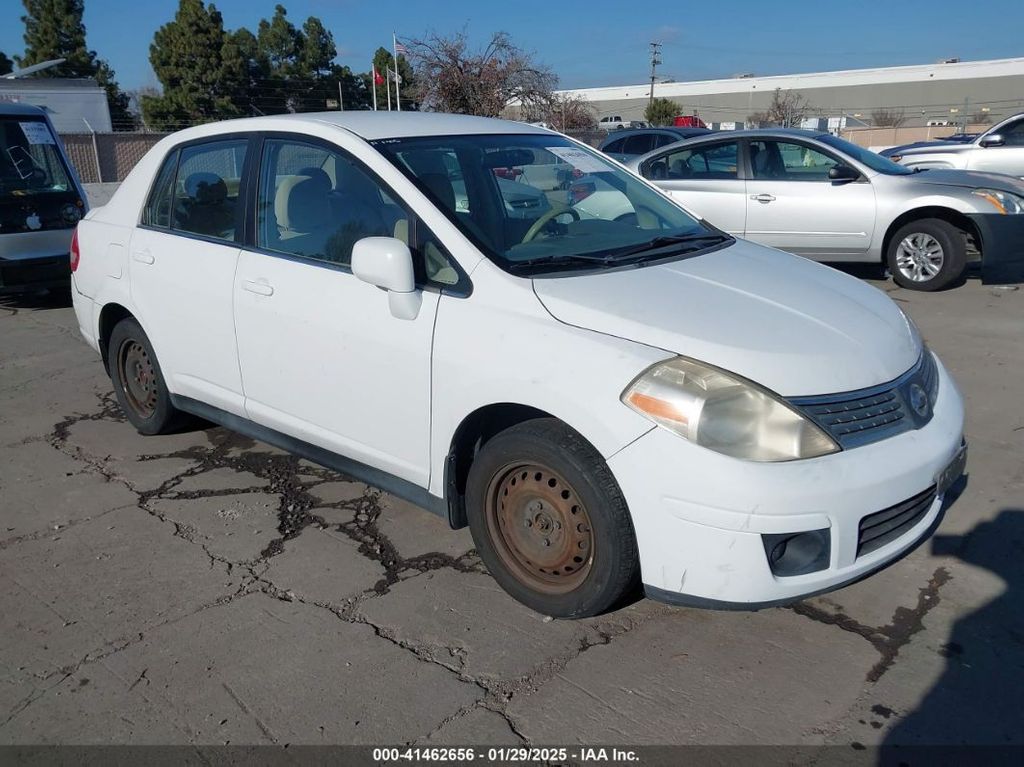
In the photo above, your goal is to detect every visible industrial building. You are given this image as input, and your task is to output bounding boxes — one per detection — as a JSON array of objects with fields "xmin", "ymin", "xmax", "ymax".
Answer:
[
  {"xmin": 0, "ymin": 77, "xmax": 112, "ymax": 133},
  {"xmin": 558, "ymin": 57, "xmax": 1024, "ymax": 130}
]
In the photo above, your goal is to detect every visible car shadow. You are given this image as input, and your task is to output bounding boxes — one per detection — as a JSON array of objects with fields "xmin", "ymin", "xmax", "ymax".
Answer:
[
  {"xmin": 880, "ymin": 507, "xmax": 1024, "ymax": 758},
  {"xmin": 0, "ymin": 287, "xmax": 73, "ymax": 312}
]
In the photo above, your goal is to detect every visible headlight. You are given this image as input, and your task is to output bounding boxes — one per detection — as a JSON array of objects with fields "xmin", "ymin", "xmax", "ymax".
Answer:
[
  {"xmin": 972, "ymin": 188, "xmax": 1024, "ymax": 215},
  {"xmin": 622, "ymin": 357, "xmax": 839, "ymax": 462}
]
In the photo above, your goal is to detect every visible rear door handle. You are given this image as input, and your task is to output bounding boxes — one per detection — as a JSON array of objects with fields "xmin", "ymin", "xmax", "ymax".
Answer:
[
  {"xmin": 132, "ymin": 249, "xmax": 154, "ymax": 265},
  {"xmin": 241, "ymin": 279, "xmax": 274, "ymax": 296},
  {"xmin": 750, "ymin": 194, "xmax": 776, "ymax": 203}
]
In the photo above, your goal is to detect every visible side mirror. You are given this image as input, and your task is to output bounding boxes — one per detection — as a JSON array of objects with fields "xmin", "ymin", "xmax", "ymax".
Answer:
[
  {"xmin": 351, "ymin": 236, "xmax": 421, "ymax": 320},
  {"xmin": 828, "ymin": 164, "xmax": 859, "ymax": 182},
  {"xmin": 979, "ymin": 134, "xmax": 1005, "ymax": 148}
]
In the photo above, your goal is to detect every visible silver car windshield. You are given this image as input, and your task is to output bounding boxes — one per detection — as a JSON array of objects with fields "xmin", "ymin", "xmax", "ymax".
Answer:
[
  {"xmin": 373, "ymin": 134, "xmax": 729, "ymax": 275},
  {"xmin": 817, "ymin": 134, "xmax": 915, "ymax": 176}
]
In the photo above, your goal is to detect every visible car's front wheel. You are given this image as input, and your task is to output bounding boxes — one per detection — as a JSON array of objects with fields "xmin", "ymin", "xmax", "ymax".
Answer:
[
  {"xmin": 887, "ymin": 218, "xmax": 967, "ymax": 291},
  {"xmin": 108, "ymin": 317, "xmax": 184, "ymax": 435},
  {"xmin": 465, "ymin": 418, "xmax": 640, "ymax": 618}
]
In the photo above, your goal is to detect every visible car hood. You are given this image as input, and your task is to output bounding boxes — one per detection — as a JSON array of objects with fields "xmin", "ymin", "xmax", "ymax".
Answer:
[
  {"xmin": 901, "ymin": 168, "xmax": 1024, "ymax": 194},
  {"xmin": 532, "ymin": 240, "xmax": 921, "ymax": 397},
  {"xmin": 895, "ymin": 141, "xmax": 973, "ymax": 156}
]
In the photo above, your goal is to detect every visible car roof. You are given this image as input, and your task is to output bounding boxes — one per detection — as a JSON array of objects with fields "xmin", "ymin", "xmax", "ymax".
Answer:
[
  {"xmin": 0, "ymin": 103, "xmax": 48, "ymax": 118},
  {"xmin": 163, "ymin": 111, "xmax": 554, "ymax": 142}
]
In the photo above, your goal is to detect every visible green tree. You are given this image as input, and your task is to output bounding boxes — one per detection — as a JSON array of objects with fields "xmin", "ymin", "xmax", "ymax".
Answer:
[
  {"xmin": 17, "ymin": 0, "xmax": 134, "ymax": 129},
  {"xmin": 0, "ymin": 52, "xmax": 13, "ymax": 76},
  {"xmin": 143, "ymin": 0, "xmax": 246, "ymax": 130},
  {"xmin": 645, "ymin": 97, "xmax": 681, "ymax": 126}
]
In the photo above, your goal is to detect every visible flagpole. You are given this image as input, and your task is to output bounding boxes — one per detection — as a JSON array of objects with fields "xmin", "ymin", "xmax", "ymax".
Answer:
[
  {"xmin": 372, "ymin": 65, "xmax": 378, "ymax": 111},
  {"xmin": 386, "ymin": 66, "xmax": 392, "ymax": 111},
  {"xmin": 393, "ymin": 33, "xmax": 402, "ymax": 112}
]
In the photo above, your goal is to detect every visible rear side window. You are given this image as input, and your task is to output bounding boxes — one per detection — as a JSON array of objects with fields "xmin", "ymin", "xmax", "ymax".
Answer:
[
  {"xmin": 622, "ymin": 134, "xmax": 654, "ymax": 156},
  {"xmin": 646, "ymin": 142, "xmax": 739, "ymax": 180},
  {"xmin": 170, "ymin": 140, "xmax": 248, "ymax": 242},
  {"xmin": 142, "ymin": 151, "xmax": 178, "ymax": 227},
  {"xmin": 602, "ymin": 137, "xmax": 625, "ymax": 154}
]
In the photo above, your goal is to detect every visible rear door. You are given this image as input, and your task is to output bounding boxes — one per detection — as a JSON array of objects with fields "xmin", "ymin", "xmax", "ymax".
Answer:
[
  {"xmin": 639, "ymin": 139, "xmax": 746, "ymax": 235},
  {"xmin": 128, "ymin": 137, "xmax": 251, "ymax": 415},
  {"xmin": 744, "ymin": 138, "xmax": 876, "ymax": 259}
]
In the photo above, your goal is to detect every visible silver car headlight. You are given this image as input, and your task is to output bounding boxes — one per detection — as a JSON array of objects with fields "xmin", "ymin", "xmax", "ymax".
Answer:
[
  {"xmin": 972, "ymin": 188, "xmax": 1024, "ymax": 215},
  {"xmin": 622, "ymin": 357, "xmax": 839, "ymax": 462}
]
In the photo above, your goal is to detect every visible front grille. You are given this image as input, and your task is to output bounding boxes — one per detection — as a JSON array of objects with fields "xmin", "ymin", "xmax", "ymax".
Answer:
[
  {"xmin": 857, "ymin": 486, "xmax": 937, "ymax": 557},
  {"xmin": 790, "ymin": 351, "xmax": 938, "ymax": 450}
]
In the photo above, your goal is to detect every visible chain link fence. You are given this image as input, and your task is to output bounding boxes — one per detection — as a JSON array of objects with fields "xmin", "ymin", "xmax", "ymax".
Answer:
[{"xmin": 59, "ymin": 132, "xmax": 168, "ymax": 184}]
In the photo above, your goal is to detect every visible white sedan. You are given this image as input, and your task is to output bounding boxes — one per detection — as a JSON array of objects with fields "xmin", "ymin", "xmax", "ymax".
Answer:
[{"xmin": 70, "ymin": 112, "xmax": 965, "ymax": 617}]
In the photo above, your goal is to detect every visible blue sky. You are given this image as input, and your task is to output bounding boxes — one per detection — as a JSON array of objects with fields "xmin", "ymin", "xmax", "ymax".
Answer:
[{"xmin": 2, "ymin": 0, "xmax": 1023, "ymax": 91}]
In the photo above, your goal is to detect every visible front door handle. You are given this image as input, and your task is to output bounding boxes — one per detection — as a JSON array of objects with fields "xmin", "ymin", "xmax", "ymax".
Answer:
[
  {"xmin": 241, "ymin": 279, "xmax": 274, "ymax": 296},
  {"xmin": 750, "ymin": 194, "xmax": 776, "ymax": 203},
  {"xmin": 132, "ymin": 249, "xmax": 154, "ymax": 265}
]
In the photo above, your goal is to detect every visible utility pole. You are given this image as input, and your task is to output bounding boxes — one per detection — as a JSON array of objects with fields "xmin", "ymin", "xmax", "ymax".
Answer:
[{"xmin": 648, "ymin": 42, "xmax": 662, "ymax": 109}]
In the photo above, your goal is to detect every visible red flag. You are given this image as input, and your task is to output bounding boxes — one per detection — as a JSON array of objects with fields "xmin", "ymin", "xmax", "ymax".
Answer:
[{"xmin": 373, "ymin": 67, "xmax": 384, "ymax": 86}]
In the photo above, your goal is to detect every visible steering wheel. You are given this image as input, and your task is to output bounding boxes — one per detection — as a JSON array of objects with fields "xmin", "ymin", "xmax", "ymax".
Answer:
[{"xmin": 522, "ymin": 204, "xmax": 581, "ymax": 243}]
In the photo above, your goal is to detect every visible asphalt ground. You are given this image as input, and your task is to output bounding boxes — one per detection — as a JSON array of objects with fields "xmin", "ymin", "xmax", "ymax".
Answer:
[{"xmin": 0, "ymin": 272, "xmax": 1021, "ymax": 749}]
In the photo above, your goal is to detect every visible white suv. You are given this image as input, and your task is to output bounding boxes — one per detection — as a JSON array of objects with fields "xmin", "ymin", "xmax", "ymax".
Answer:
[{"xmin": 70, "ymin": 113, "xmax": 965, "ymax": 617}]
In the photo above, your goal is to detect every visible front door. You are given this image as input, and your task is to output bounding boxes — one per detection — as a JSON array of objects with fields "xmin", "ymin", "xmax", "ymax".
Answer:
[
  {"xmin": 744, "ymin": 139, "xmax": 876, "ymax": 259},
  {"xmin": 232, "ymin": 137, "xmax": 441, "ymax": 487},
  {"xmin": 128, "ymin": 138, "xmax": 250, "ymax": 415},
  {"xmin": 642, "ymin": 139, "xmax": 746, "ymax": 235},
  {"xmin": 969, "ymin": 118, "xmax": 1024, "ymax": 178}
]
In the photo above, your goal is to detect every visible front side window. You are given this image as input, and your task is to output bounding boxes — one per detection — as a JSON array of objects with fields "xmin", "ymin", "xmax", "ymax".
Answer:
[
  {"xmin": 816, "ymin": 134, "xmax": 913, "ymax": 175},
  {"xmin": 0, "ymin": 118, "xmax": 73, "ymax": 197},
  {"xmin": 645, "ymin": 141, "xmax": 739, "ymax": 181},
  {"xmin": 373, "ymin": 133, "xmax": 728, "ymax": 276},
  {"xmin": 171, "ymin": 140, "xmax": 247, "ymax": 241},
  {"xmin": 998, "ymin": 118, "xmax": 1024, "ymax": 146},
  {"xmin": 749, "ymin": 140, "xmax": 837, "ymax": 181},
  {"xmin": 256, "ymin": 139, "xmax": 459, "ymax": 285},
  {"xmin": 601, "ymin": 137, "xmax": 625, "ymax": 154}
]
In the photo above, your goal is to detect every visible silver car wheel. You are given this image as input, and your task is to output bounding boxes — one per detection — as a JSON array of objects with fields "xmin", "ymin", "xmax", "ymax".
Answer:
[{"xmin": 895, "ymin": 233, "xmax": 944, "ymax": 282}]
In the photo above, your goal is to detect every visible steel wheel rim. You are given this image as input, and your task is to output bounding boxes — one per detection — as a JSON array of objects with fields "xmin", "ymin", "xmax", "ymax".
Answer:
[
  {"xmin": 117, "ymin": 339, "xmax": 158, "ymax": 418},
  {"xmin": 895, "ymin": 233, "xmax": 944, "ymax": 282},
  {"xmin": 485, "ymin": 463, "xmax": 594, "ymax": 594}
]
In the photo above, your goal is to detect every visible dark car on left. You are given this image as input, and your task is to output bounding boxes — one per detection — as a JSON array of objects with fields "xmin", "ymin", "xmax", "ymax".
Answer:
[
  {"xmin": 0, "ymin": 103, "xmax": 88, "ymax": 295},
  {"xmin": 598, "ymin": 127, "xmax": 713, "ymax": 163}
]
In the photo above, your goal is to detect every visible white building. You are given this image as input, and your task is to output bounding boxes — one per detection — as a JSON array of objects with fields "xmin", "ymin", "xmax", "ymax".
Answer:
[
  {"xmin": 0, "ymin": 78, "xmax": 112, "ymax": 133},
  {"xmin": 558, "ymin": 57, "xmax": 1024, "ymax": 129}
]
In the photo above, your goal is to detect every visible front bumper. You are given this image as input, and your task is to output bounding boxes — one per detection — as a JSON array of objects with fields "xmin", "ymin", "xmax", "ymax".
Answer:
[
  {"xmin": 968, "ymin": 213, "xmax": 1024, "ymax": 285},
  {"xmin": 0, "ymin": 254, "xmax": 71, "ymax": 294},
  {"xmin": 608, "ymin": 353, "xmax": 965, "ymax": 609}
]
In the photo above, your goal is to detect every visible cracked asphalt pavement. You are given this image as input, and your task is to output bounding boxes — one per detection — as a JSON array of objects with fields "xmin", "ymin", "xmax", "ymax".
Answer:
[{"xmin": 0, "ymin": 276, "xmax": 1021, "ymax": 747}]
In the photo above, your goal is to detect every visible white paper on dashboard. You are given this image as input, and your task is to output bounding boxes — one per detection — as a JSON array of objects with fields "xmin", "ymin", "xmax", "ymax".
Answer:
[
  {"xmin": 19, "ymin": 122, "xmax": 56, "ymax": 145},
  {"xmin": 545, "ymin": 146, "xmax": 608, "ymax": 174}
]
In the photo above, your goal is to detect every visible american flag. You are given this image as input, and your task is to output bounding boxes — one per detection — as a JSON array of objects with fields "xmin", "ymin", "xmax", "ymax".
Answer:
[{"xmin": 394, "ymin": 38, "xmax": 409, "ymax": 56}]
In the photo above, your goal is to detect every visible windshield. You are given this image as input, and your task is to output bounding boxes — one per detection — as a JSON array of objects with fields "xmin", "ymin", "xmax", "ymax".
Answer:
[
  {"xmin": 816, "ymin": 134, "xmax": 914, "ymax": 176},
  {"xmin": 0, "ymin": 117, "xmax": 74, "ymax": 198},
  {"xmin": 372, "ymin": 133, "xmax": 727, "ymax": 275}
]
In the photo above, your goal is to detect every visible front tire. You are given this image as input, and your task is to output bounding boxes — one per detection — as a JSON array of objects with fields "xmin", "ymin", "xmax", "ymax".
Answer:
[
  {"xmin": 465, "ymin": 418, "xmax": 640, "ymax": 618},
  {"xmin": 108, "ymin": 317, "xmax": 184, "ymax": 435},
  {"xmin": 887, "ymin": 218, "xmax": 967, "ymax": 291}
]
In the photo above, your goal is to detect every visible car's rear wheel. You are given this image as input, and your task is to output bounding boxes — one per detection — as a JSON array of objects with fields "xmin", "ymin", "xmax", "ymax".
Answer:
[
  {"xmin": 887, "ymin": 218, "xmax": 967, "ymax": 291},
  {"xmin": 465, "ymin": 418, "xmax": 640, "ymax": 618},
  {"xmin": 108, "ymin": 317, "xmax": 183, "ymax": 435}
]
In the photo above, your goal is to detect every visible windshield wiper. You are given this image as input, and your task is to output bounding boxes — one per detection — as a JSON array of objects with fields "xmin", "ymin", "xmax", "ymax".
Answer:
[
  {"xmin": 603, "ymin": 232, "xmax": 731, "ymax": 260},
  {"xmin": 506, "ymin": 252, "xmax": 620, "ymax": 271}
]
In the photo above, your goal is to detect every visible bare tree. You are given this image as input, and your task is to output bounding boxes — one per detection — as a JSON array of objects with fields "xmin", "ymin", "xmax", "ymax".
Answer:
[
  {"xmin": 750, "ymin": 88, "xmax": 812, "ymax": 128},
  {"xmin": 969, "ymin": 110, "xmax": 993, "ymax": 125},
  {"xmin": 404, "ymin": 29, "xmax": 556, "ymax": 116},
  {"xmin": 871, "ymin": 108, "xmax": 907, "ymax": 128},
  {"xmin": 524, "ymin": 93, "xmax": 597, "ymax": 132}
]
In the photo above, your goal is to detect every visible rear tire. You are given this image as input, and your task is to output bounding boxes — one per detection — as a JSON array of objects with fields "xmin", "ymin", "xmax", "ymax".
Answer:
[
  {"xmin": 108, "ymin": 317, "xmax": 184, "ymax": 435},
  {"xmin": 465, "ymin": 418, "xmax": 640, "ymax": 618},
  {"xmin": 887, "ymin": 218, "xmax": 966, "ymax": 291}
]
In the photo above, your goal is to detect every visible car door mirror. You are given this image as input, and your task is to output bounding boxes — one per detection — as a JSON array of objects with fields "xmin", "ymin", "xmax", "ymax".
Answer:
[
  {"xmin": 351, "ymin": 236, "xmax": 421, "ymax": 320},
  {"xmin": 979, "ymin": 134, "xmax": 1005, "ymax": 148},
  {"xmin": 828, "ymin": 164, "xmax": 859, "ymax": 182}
]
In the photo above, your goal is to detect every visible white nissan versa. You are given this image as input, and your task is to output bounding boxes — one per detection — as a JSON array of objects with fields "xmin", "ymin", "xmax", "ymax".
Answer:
[{"xmin": 70, "ymin": 113, "xmax": 966, "ymax": 618}]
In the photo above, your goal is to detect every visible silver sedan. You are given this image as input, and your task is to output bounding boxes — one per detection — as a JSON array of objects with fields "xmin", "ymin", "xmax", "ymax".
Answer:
[{"xmin": 627, "ymin": 128, "xmax": 1024, "ymax": 290}]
